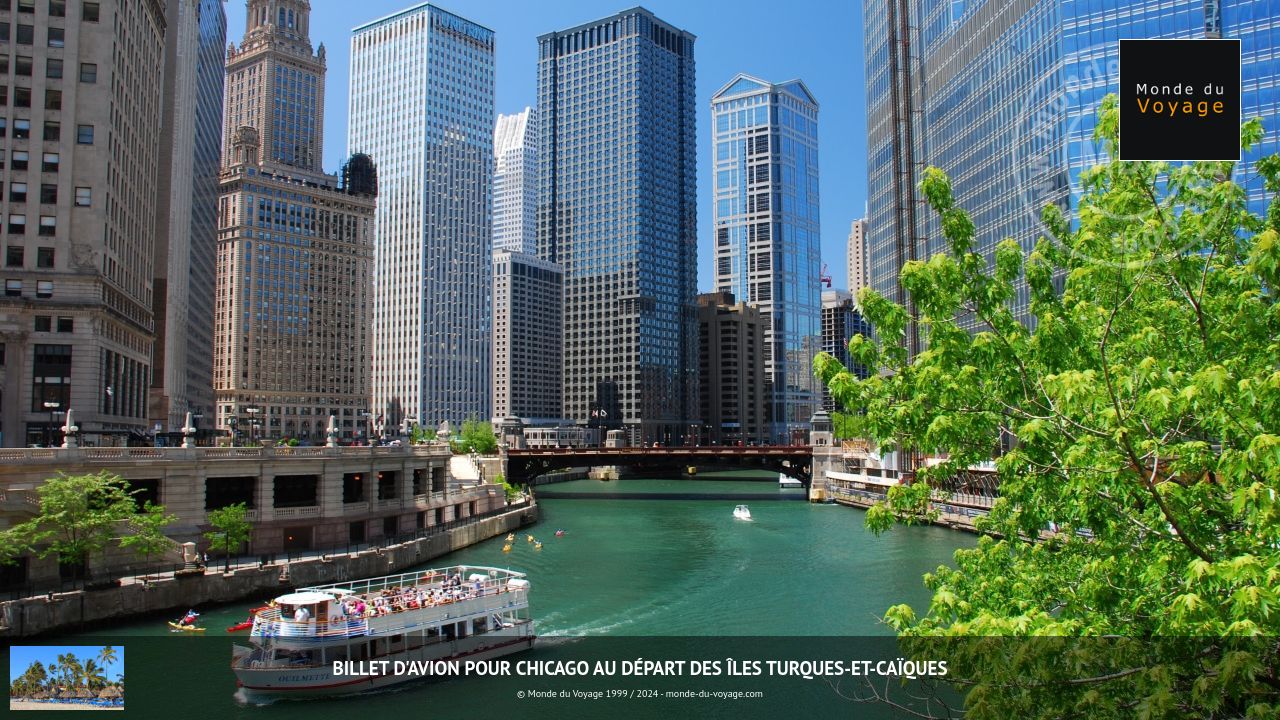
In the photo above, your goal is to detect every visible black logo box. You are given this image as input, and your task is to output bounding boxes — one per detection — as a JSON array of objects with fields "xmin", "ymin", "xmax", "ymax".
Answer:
[{"xmin": 1119, "ymin": 38, "xmax": 1241, "ymax": 161}]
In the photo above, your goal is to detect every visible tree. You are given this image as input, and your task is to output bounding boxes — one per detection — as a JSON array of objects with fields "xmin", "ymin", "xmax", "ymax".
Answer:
[
  {"xmin": 815, "ymin": 97, "xmax": 1279, "ymax": 717},
  {"xmin": 204, "ymin": 503, "xmax": 253, "ymax": 573},
  {"xmin": 409, "ymin": 425, "xmax": 437, "ymax": 445},
  {"xmin": 97, "ymin": 646, "xmax": 116, "ymax": 672},
  {"xmin": 118, "ymin": 502, "xmax": 177, "ymax": 579},
  {"xmin": 450, "ymin": 417, "xmax": 497, "ymax": 455},
  {"xmin": 0, "ymin": 472, "xmax": 136, "ymax": 581}
]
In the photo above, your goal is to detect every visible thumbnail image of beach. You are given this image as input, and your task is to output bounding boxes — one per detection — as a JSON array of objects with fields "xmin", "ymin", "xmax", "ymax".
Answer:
[{"xmin": 8, "ymin": 645, "xmax": 123, "ymax": 711}]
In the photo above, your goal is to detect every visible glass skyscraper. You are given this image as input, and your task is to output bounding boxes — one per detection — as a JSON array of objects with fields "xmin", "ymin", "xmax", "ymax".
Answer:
[
  {"xmin": 711, "ymin": 74, "xmax": 822, "ymax": 443},
  {"xmin": 493, "ymin": 108, "xmax": 538, "ymax": 256},
  {"xmin": 866, "ymin": 0, "xmax": 1278, "ymax": 342},
  {"xmin": 537, "ymin": 8, "xmax": 699, "ymax": 447},
  {"xmin": 350, "ymin": 4, "xmax": 495, "ymax": 432}
]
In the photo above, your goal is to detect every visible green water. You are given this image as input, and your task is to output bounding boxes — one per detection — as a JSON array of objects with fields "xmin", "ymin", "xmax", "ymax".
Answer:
[{"xmin": 50, "ymin": 476, "xmax": 974, "ymax": 718}]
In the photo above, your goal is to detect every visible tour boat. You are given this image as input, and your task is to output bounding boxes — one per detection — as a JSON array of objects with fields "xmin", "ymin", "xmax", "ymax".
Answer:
[
  {"xmin": 733, "ymin": 505, "xmax": 752, "ymax": 520},
  {"xmin": 778, "ymin": 474, "xmax": 803, "ymax": 489},
  {"xmin": 231, "ymin": 565, "xmax": 534, "ymax": 702}
]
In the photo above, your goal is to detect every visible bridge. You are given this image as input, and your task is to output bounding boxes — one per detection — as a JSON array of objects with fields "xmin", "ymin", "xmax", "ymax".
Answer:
[{"xmin": 504, "ymin": 446, "xmax": 813, "ymax": 487}]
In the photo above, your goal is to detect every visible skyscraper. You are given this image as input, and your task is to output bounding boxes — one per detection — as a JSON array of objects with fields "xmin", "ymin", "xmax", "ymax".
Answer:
[
  {"xmin": 820, "ymin": 289, "xmax": 872, "ymax": 413},
  {"xmin": 350, "ymin": 4, "xmax": 495, "ymax": 433},
  {"xmin": 711, "ymin": 73, "xmax": 821, "ymax": 443},
  {"xmin": 0, "ymin": 0, "xmax": 167, "ymax": 447},
  {"xmin": 847, "ymin": 218, "xmax": 868, "ymax": 304},
  {"xmin": 697, "ymin": 292, "xmax": 767, "ymax": 446},
  {"xmin": 151, "ymin": 0, "xmax": 227, "ymax": 434},
  {"xmin": 537, "ymin": 8, "xmax": 698, "ymax": 447},
  {"xmin": 865, "ymin": 0, "xmax": 1277, "ymax": 346},
  {"xmin": 214, "ymin": 1, "xmax": 376, "ymax": 443},
  {"xmin": 493, "ymin": 108, "xmax": 537, "ymax": 256},
  {"xmin": 492, "ymin": 251, "xmax": 563, "ymax": 425}
]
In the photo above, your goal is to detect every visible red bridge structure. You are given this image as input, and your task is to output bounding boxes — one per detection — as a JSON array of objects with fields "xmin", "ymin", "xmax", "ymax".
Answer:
[{"xmin": 504, "ymin": 446, "xmax": 813, "ymax": 488}]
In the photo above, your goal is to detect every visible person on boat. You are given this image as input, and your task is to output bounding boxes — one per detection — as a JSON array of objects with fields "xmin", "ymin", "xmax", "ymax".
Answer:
[
  {"xmin": 180, "ymin": 609, "xmax": 199, "ymax": 626},
  {"xmin": 293, "ymin": 605, "xmax": 310, "ymax": 623}
]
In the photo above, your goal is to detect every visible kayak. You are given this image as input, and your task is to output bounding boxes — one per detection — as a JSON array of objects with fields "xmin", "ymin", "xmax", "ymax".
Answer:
[
  {"xmin": 226, "ymin": 606, "xmax": 271, "ymax": 632},
  {"xmin": 168, "ymin": 621, "xmax": 206, "ymax": 633}
]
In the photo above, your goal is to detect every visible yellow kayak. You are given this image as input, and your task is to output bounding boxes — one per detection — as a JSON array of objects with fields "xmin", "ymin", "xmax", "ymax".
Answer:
[{"xmin": 168, "ymin": 621, "xmax": 206, "ymax": 633}]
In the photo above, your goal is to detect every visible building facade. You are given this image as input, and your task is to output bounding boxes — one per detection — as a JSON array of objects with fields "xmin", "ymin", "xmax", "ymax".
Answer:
[
  {"xmin": 820, "ymin": 289, "xmax": 872, "ymax": 412},
  {"xmin": 349, "ymin": 4, "xmax": 495, "ymax": 433},
  {"xmin": 0, "ymin": 0, "xmax": 168, "ymax": 447},
  {"xmin": 214, "ymin": 1, "xmax": 376, "ymax": 443},
  {"xmin": 711, "ymin": 73, "xmax": 821, "ymax": 444},
  {"xmin": 491, "ymin": 250, "xmax": 562, "ymax": 425},
  {"xmin": 696, "ymin": 292, "xmax": 767, "ymax": 446},
  {"xmin": 151, "ymin": 0, "xmax": 227, "ymax": 434},
  {"xmin": 865, "ymin": 0, "xmax": 1278, "ymax": 344},
  {"xmin": 493, "ymin": 108, "xmax": 537, "ymax": 256},
  {"xmin": 537, "ymin": 8, "xmax": 699, "ymax": 446},
  {"xmin": 847, "ymin": 218, "xmax": 867, "ymax": 304}
]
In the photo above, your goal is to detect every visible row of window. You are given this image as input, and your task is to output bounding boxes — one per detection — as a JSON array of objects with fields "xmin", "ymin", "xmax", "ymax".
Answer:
[
  {"xmin": 32, "ymin": 314, "xmax": 72, "ymax": 332},
  {"xmin": 0, "ymin": 23, "xmax": 66, "ymax": 48},
  {"xmin": 0, "ymin": 118, "xmax": 77, "ymax": 141},
  {"xmin": 4, "ymin": 183, "xmax": 91, "ymax": 205},
  {"xmin": 1, "ymin": 0, "xmax": 99, "ymax": 19},
  {"xmin": 4, "ymin": 244, "xmax": 52, "ymax": 266},
  {"xmin": 1, "ymin": 149, "xmax": 62, "ymax": 171},
  {"xmin": 0, "ymin": 86, "xmax": 72, "ymax": 110},
  {"xmin": 3, "ymin": 277, "xmax": 52, "ymax": 296}
]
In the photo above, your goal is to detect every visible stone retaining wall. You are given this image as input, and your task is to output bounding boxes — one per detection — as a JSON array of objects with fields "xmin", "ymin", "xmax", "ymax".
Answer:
[{"xmin": 0, "ymin": 504, "xmax": 538, "ymax": 637}]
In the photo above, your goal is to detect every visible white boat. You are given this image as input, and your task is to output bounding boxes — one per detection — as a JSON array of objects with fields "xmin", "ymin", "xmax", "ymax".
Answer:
[
  {"xmin": 778, "ymin": 474, "xmax": 803, "ymax": 489},
  {"xmin": 231, "ymin": 566, "xmax": 534, "ymax": 702},
  {"xmin": 733, "ymin": 504, "xmax": 752, "ymax": 520}
]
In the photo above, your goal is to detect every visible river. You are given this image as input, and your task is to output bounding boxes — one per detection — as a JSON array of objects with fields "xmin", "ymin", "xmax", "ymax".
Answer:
[{"xmin": 52, "ymin": 473, "xmax": 974, "ymax": 719}]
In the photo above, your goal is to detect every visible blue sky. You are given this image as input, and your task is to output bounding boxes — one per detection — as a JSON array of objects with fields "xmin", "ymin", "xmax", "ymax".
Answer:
[
  {"xmin": 8, "ymin": 646, "xmax": 124, "ymax": 683},
  {"xmin": 226, "ymin": 0, "xmax": 866, "ymax": 291}
]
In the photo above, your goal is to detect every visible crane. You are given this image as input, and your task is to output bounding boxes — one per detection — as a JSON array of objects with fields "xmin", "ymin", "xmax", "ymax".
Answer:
[{"xmin": 819, "ymin": 263, "xmax": 832, "ymax": 288}]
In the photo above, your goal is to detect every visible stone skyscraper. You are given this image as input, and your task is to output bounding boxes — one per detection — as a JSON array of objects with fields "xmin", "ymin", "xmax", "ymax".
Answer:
[
  {"xmin": 711, "ymin": 74, "xmax": 821, "ymax": 443},
  {"xmin": 491, "ymin": 250, "xmax": 563, "ymax": 425},
  {"xmin": 537, "ymin": 8, "xmax": 698, "ymax": 446},
  {"xmin": 350, "ymin": 4, "xmax": 495, "ymax": 433},
  {"xmin": 214, "ymin": 0, "xmax": 376, "ymax": 443},
  {"xmin": 151, "ymin": 0, "xmax": 227, "ymax": 434},
  {"xmin": 493, "ymin": 108, "xmax": 537, "ymax": 256},
  {"xmin": 0, "ymin": 0, "xmax": 167, "ymax": 447},
  {"xmin": 847, "ymin": 218, "xmax": 867, "ymax": 303}
]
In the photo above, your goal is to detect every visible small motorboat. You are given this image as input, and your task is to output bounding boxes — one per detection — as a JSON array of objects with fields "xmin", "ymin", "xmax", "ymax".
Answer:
[
  {"xmin": 226, "ymin": 606, "xmax": 271, "ymax": 632},
  {"xmin": 168, "ymin": 621, "xmax": 206, "ymax": 633},
  {"xmin": 733, "ymin": 505, "xmax": 752, "ymax": 521}
]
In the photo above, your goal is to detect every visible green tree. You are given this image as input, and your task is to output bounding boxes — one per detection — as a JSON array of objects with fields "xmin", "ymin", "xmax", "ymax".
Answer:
[
  {"xmin": 204, "ymin": 503, "xmax": 253, "ymax": 572},
  {"xmin": 0, "ymin": 472, "xmax": 136, "ymax": 581},
  {"xmin": 118, "ymin": 503, "xmax": 177, "ymax": 579},
  {"xmin": 97, "ymin": 647, "xmax": 116, "ymax": 672},
  {"xmin": 450, "ymin": 417, "xmax": 497, "ymax": 455},
  {"xmin": 409, "ymin": 425, "xmax": 437, "ymax": 445},
  {"xmin": 816, "ymin": 97, "xmax": 1279, "ymax": 717}
]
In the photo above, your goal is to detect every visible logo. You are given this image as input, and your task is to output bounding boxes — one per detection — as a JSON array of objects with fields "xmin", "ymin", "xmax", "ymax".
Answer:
[{"xmin": 1119, "ymin": 39, "xmax": 1241, "ymax": 161}]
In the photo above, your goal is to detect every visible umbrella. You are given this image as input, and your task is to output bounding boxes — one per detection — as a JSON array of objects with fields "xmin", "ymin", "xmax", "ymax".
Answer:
[
  {"xmin": 59, "ymin": 689, "xmax": 76, "ymax": 699},
  {"xmin": 99, "ymin": 687, "xmax": 122, "ymax": 699},
  {"xmin": 75, "ymin": 688, "xmax": 94, "ymax": 699}
]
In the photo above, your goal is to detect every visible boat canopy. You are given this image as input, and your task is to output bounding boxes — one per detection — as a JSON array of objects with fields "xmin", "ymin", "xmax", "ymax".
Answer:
[{"xmin": 274, "ymin": 591, "xmax": 337, "ymax": 605}]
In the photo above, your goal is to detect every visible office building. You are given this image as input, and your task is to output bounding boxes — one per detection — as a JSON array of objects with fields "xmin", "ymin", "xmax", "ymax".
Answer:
[
  {"xmin": 214, "ymin": 1, "xmax": 376, "ymax": 443},
  {"xmin": 711, "ymin": 73, "xmax": 821, "ymax": 443},
  {"xmin": 491, "ymin": 250, "xmax": 562, "ymax": 425},
  {"xmin": 820, "ymin": 289, "xmax": 872, "ymax": 412},
  {"xmin": 697, "ymin": 292, "xmax": 767, "ymax": 446},
  {"xmin": 493, "ymin": 108, "xmax": 537, "ymax": 255},
  {"xmin": 350, "ymin": 4, "xmax": 495, "ymax": 432},
  {"xmin": 151, "ymin": 0, "xmax": 227, "ymax": 435},
  {"xmin": 865, "ymin": 0, "xmax": 1278, "ymax": 349},
  {"xmin": 847, "ymin": 218, "xmax": 867, "ymax": 303},
  {"xmin": 0, "ymin": 0, "xmax": 167, "ymax": 447},
  {"xmin": 538, "ymin": 8, "xmax": 699, "ymax": 446}
]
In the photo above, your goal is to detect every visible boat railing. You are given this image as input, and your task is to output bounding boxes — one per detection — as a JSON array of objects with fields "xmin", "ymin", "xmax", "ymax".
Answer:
[{"xmin": 300, "ymin": 565, "xmax": 524, "ymax": 599}]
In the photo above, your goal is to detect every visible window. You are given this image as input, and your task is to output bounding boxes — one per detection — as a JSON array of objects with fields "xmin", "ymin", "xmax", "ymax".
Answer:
[
  {"xmin": 0, "ymin": 118, "xmax": 4, "ymax": 137},
  {"xmin": 49, "ymin": 0, "xmax": 66, "ymax": 17},
  {"xmin": 42, "ymin": 121, "xmax": 59, "ymax": 141},
  {"xmin": 0, "ymin": 22, "xmax": 8, "ymax": 45},
  {"xmin": 35, "ymin": 280, "xmax": 52, "ymax": 298},
  {"xmin": 6, "ymin": 214, "xmax": 24, "ymax": 234},
  {"xmin": 15, "ymin": 87, "xmax": 30, "ymax": 107},
  {"xmin": 0, "ymin": 87, "xmax": 7, "ymax": 106},
  {"xmin": 31, "ymin": 344, "xmax": 71, "ymax": 411},
  {"xmin": 41, "ymin": 153, "xmax": 57, "ymax": 172},
  {"xmin": 39, "ymin": 184, "xmax": 55, "ymax": 204},
  {"xmin": 16, "ymin": 24, "xmax": 32, "ymax": 45},
  {"xmin": 76, "ymin": 124, "xmax": 92, "ymax": 144},
  {"xmin": 15, "ymin": 55, "xmax": 32, "ymax": 76},
  {"xmin": 47, "ymin": 27, "xmax": 64, "ymax": 48},
  {"xmin": 9, "ymin": 182, "xmax": 26, "ymax": 202},
  {"xmin": 45, "ymin": 58, "xmax": 62, "ymax": 79},
  {"xmin": 36, "ymin": 247, "xmax": 53, "ymax": 267},
  {"xmin": 18, "ymin": 0, "xmax": 34, "ymax": 11},
  {"xmin": 13, "ymin": 119, "xmax": 30, "ymax": 139},
  {"xmin": 34, "ymin": 316, "xmax": 51, "ymax": 332},
  {"xmin": 78, "ymin": 63, "xmax": 96, "ymax": 83},
  {"xmin": 13, "ymin": 151, "xmax": 28, "ymax": 170},
  {"xmin": 38, "ymin": 216, "xmax": 54, "ymax": 236},
  {"xmin": 5, "ymin": 279, "xmax": 22, "ymax": 297},
  {"xmin": 74, "ymin": 187, "xmax": 90, "ymax": 207},
  {"xmin": 45, "ymin": 89, "xmax": 61, "ymax": 111},
  {"xmin": 5, "ymin": 246, "xmax": 22, "ymax": 267},
  {"xmin": 82, "ymin": 1, "xmax": 98, "ymax": 21},
  {"xmin": 56, "ymin": 317, "xmax": 72, "ymax": 332}
]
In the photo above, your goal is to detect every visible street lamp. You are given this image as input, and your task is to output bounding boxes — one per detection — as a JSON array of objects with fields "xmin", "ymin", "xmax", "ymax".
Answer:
[
  {"xmin": 42, "ymin": 401, "xmax": 61, "ymax": 447},
  {"xmin": 244, "ymin": 406, "xmax": 261, "ymax": 446}
]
